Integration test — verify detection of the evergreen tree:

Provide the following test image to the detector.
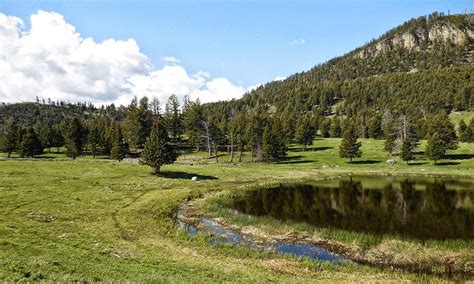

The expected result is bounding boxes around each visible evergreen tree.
[339,123,362,162]
[124,96,153,149]
[400,138,416,164]
[262,116,288,162]
[294,114,315,150]
[320,118,331,138]
[330,117,342,138]
[246,107,269,162]
[141,118,178,175]
[183,101,205,150]
[137,97,153,147]
[0,117,18,157]
[88,121,102,158]
[458,119,468,142]
[383,120,397,156]
[424,112,458,163]
[149,96,161,117]
[164,94,183,141]
[425,132,446,164]
[51,124,64,153]
[110,123,128,161]
[63,117,86,159]
[467,118,474,143]
[19,128,43,157]
[228,111,248,162]
[367,115,383,139]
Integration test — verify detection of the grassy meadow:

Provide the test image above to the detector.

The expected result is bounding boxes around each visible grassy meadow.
[1,138,473,281]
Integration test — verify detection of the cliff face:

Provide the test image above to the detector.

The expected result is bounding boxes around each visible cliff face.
[355,20,473,59]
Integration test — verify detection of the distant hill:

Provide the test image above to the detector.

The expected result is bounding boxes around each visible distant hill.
[204,12,473,125]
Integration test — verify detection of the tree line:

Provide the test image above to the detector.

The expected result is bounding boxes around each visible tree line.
[1,94,472,172]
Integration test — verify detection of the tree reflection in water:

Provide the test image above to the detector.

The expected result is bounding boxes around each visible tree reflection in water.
[233,177,473,240]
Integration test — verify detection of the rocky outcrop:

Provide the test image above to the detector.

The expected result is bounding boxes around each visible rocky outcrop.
[355,22,473,59]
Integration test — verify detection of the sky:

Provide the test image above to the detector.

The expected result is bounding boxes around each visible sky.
[0,0,472,106]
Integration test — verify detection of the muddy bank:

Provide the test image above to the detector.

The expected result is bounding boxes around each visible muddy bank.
[177,196,474,279]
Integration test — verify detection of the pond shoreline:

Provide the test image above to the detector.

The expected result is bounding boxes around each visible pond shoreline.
[176,175,474,280]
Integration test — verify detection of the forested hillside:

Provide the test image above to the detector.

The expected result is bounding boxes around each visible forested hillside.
[204,12,473,123]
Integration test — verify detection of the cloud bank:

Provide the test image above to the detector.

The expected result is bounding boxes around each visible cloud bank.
[0,10,248,106]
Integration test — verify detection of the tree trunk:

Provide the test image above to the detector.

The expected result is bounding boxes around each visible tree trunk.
[214,142,219,163]
[350,157,352,163]
[7,152,11,158]
[154,166,161,175]
[230,134,234,163]
[239,144,243,163]
[256,136,263,162]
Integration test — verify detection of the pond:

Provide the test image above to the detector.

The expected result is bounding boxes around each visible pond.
[232,175,474,240]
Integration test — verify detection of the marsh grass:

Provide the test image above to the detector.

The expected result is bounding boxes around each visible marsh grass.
[0,138,473,281]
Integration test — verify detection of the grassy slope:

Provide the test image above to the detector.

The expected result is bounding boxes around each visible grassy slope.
[0,138,473,281]
[450,110,474,129]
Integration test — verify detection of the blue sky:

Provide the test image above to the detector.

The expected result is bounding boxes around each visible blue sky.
[0,0,472,104]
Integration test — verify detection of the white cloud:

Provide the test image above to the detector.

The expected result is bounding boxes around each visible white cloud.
[161,56,180,64]
[0,10,247,106]
[273,76,287,81]
[290,37,305,46]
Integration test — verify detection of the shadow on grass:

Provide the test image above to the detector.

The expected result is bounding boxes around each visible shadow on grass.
[434,162,461,166]
[408,162,429,166]
[445,154,474,160]
[291,146,333,152]
[158,171,218,180]
[349,160,381,165]
[278,159,314,165]
[33,156,58,159]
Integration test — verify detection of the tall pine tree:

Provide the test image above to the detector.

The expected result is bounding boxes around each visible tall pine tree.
[339,123,362,162]
[141,118,178,175]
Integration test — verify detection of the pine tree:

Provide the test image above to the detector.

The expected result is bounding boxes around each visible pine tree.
[164,94,183,141]
[425,112,458,163]
[88,121,102,158]
[110,123,128,161]
[330,117,342,138]
[458,119,468,142]
[339,123,362,162]
[467,118,474,143]
[0,117,18,157]
[246,107,269,162]
[425,132,446,164]
[19,128,43,157]
[383,120,397,156]
[51,124,65,153]
[229,111,248,162]
[295,114,315,150]
[320,118,331,138]
[263,116,288,162]
[183,101,205,150]
[63,118,85,159]
[400,138,416,164]
[137,96,153,148]
[141,118,178,175]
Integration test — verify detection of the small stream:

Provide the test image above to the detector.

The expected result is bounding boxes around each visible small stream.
[177,213,346,264]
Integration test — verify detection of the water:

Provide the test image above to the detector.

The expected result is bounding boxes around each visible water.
[233,175,474,240]
[182,217,344,264]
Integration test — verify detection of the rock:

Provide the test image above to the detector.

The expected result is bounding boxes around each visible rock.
[191,176,198,181]
[322,164,329,169]
[386,159,396,167]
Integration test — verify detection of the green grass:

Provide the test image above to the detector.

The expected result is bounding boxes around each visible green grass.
[0,138,473,281]
[450,110,474,129]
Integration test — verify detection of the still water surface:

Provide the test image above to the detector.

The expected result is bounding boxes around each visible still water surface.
[232,176,473,240]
